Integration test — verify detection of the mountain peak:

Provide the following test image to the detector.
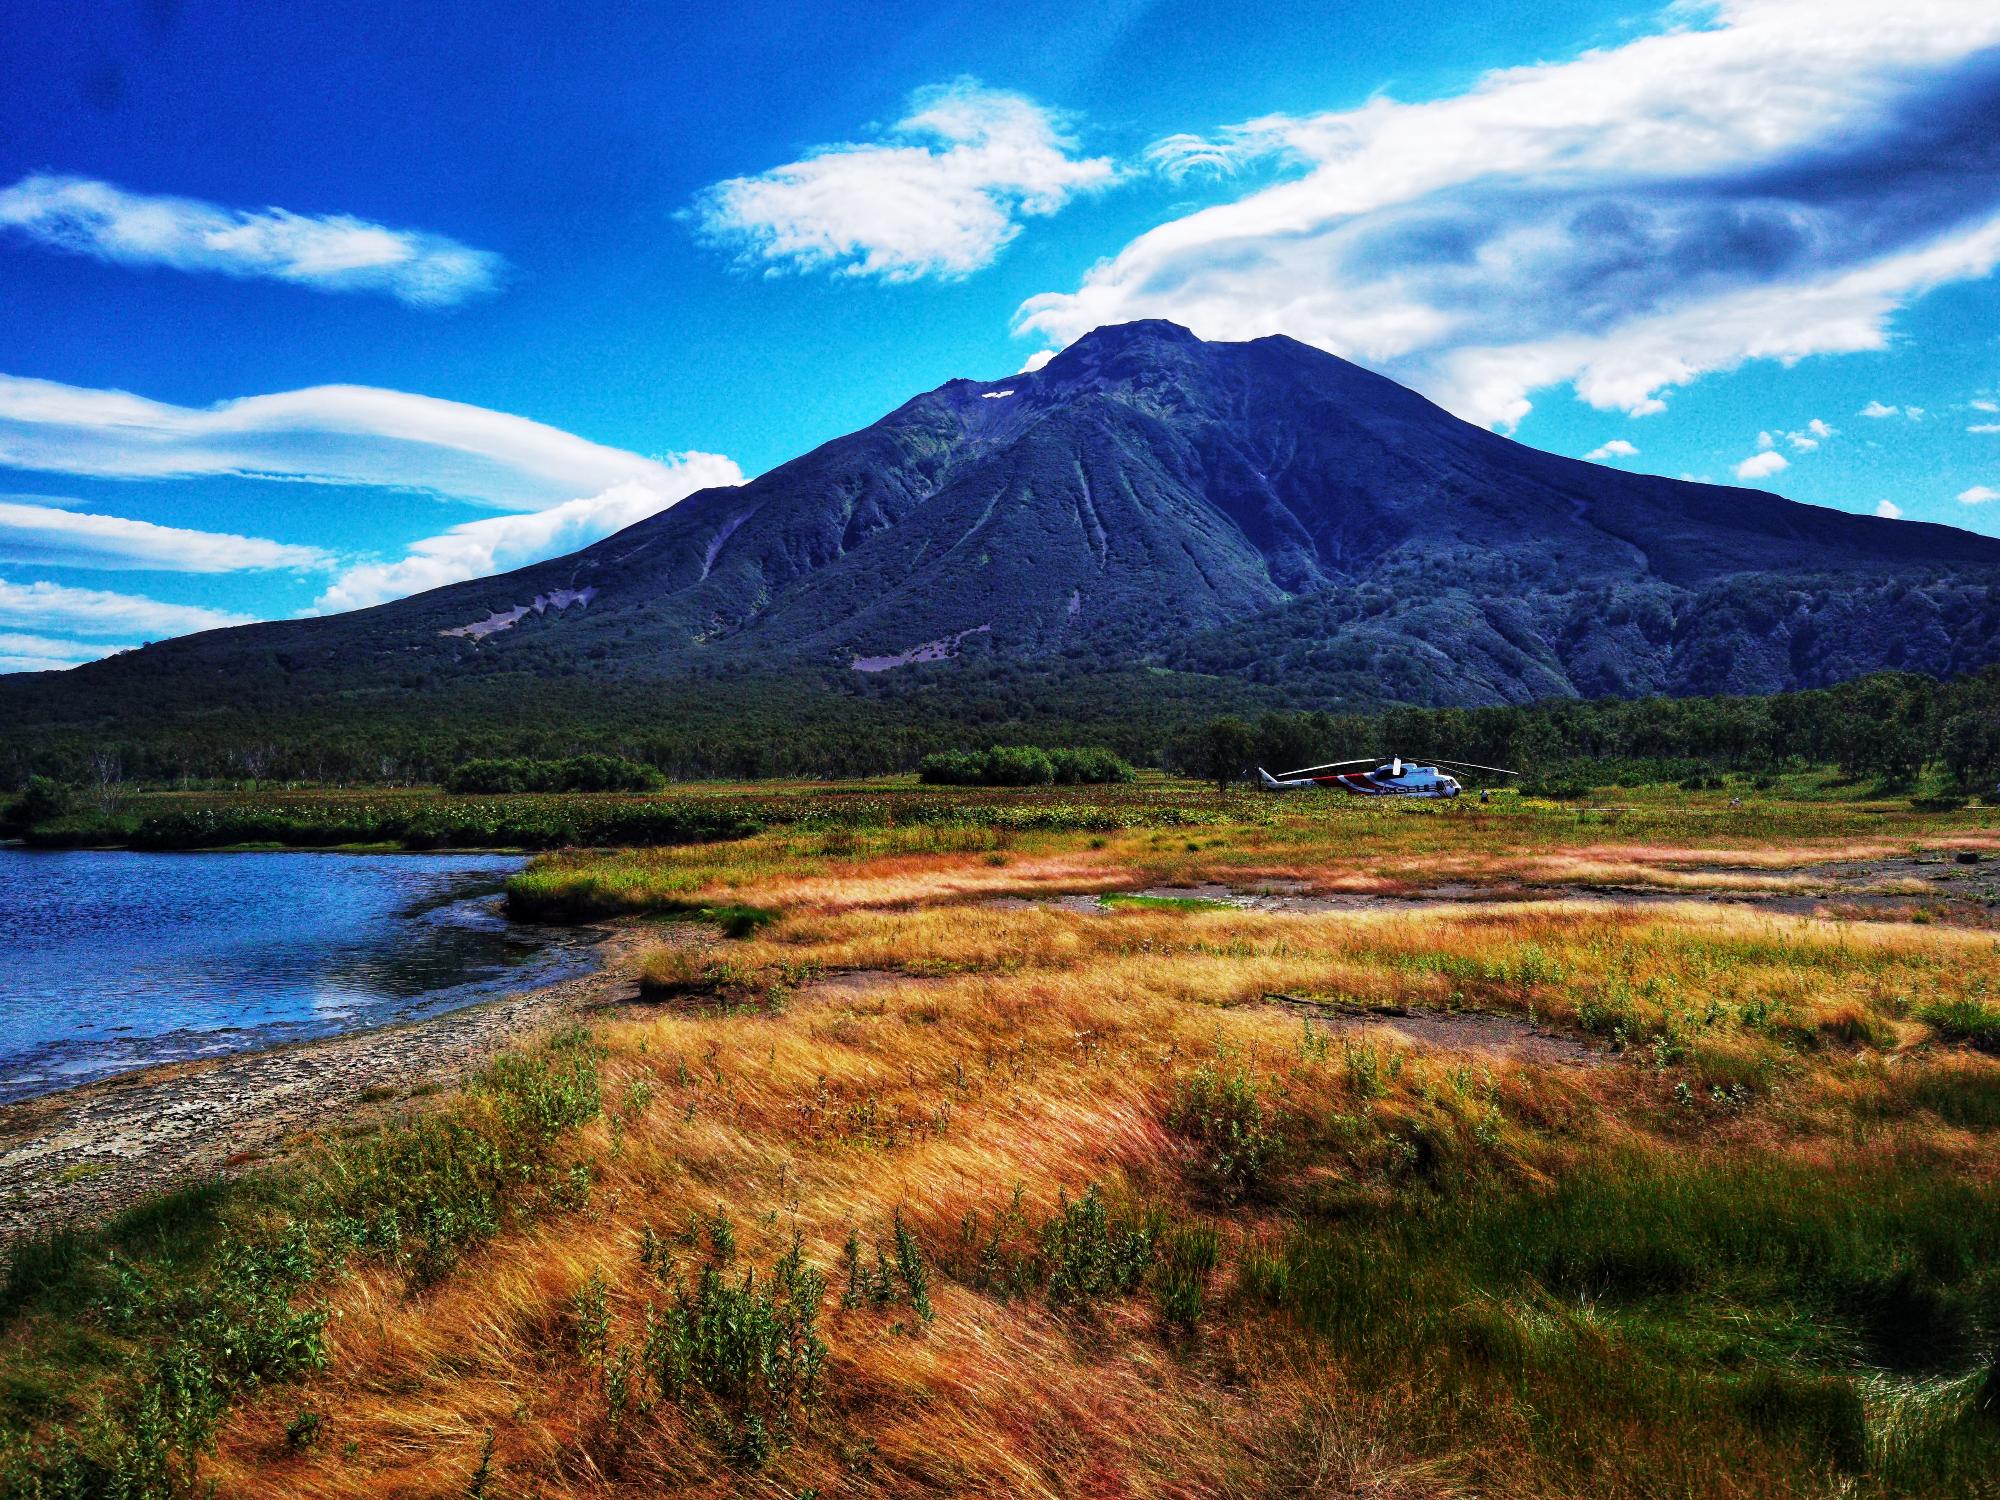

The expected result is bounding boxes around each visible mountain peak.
[1066,319,1202,351]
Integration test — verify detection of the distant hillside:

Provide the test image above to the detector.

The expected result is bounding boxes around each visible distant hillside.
[9,320,2000,767]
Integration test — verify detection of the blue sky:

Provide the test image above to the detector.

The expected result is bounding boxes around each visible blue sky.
[2,0,1998,671]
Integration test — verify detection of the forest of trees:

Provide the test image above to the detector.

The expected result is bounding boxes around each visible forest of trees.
[6,666,2000,791]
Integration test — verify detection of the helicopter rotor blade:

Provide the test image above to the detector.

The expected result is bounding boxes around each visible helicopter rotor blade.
[1277,758,1382,778]
[1427,758,1521,776]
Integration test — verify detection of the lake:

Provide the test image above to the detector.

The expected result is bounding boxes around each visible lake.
[0,847,601,1104]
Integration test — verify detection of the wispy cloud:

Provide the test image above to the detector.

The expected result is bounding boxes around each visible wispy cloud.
[0,577,251,640]
[1019,1,2000,428]
[0,499,330,573]
[0,174,504,306]
[695,81,1115,281]
[1875,499,1904,518]
[0,632,136,673]
[0,376,687,509]
[0,374,742,663]
[1963,485,2000,503]
[312,460,742,613]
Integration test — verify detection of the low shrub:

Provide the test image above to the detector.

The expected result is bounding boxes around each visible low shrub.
[1168,1065,1282,1200]
[645,1235,828,1466]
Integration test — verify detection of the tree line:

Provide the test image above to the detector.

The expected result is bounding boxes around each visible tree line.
[1169,668,2000,791]
[7,667,2000,791]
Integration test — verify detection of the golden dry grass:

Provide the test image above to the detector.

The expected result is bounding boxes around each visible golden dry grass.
[20,789,2000,1499]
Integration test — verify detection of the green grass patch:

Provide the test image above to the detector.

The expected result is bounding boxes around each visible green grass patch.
[1922,999,2000,1054]
[1100,893,1238,912]
[1260,1153,2000,1494]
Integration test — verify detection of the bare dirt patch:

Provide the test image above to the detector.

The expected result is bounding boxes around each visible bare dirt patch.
[1262,993,1606,1067]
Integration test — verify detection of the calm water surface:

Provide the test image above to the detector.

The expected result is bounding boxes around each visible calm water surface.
[0,847,601,1103]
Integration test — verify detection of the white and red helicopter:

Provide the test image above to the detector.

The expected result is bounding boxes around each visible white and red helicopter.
[1256,756,1519,799]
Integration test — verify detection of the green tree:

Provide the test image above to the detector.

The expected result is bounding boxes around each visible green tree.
[4,775,73,833]
[1195,716,1256,798]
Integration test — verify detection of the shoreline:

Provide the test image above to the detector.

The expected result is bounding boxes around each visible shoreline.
[0,920,652,1250]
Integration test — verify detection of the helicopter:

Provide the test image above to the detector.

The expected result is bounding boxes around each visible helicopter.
[1256,756,1519,799]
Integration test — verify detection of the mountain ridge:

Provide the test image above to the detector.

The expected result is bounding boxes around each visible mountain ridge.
[11,320,2000,732]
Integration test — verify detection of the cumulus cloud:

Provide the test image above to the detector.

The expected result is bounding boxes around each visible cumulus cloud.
[1736,449,1790,480]
[1859,401,1902,418]
[1018,1,2000,428]
[0,174,504,306]
[0,375,686,509]
[311,457,744,613]
[0,577,251,639]
[1962,485,2000,503]
[1875,499,1904,518]
[1585,438,1639,461]
[0,499,330,572]
[694,81,1114,281]
[1018,349,1060,374]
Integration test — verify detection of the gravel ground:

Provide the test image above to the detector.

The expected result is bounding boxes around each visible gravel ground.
[0,922,649,1250]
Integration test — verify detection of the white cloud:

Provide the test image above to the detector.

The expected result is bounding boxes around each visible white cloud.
[1875,499,1904,518]
[1961,485,2000,503]
[1907,406,1927,420]
[1859,401,1902,418]
[0,577,251,639]
[0,632,136,672]
[1584,438,1639,461]
[0,375,687,510]
[312,458,742,614]
[0,499,330,573]
[1018,349,1060,374]
[1779,418,1835,451]
[1971,423,2000,433]
[1973,399,1999,412]
[1736,449,1790,480]
[0,174,503,306]
[1756,431,1775,450]
[1018,1,2000,428]
[695,81,1115,281]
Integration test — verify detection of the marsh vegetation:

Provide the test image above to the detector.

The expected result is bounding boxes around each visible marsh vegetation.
[2,778,1996,1497]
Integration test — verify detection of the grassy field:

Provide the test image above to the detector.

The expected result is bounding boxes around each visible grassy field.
[3,776,1998,1498]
